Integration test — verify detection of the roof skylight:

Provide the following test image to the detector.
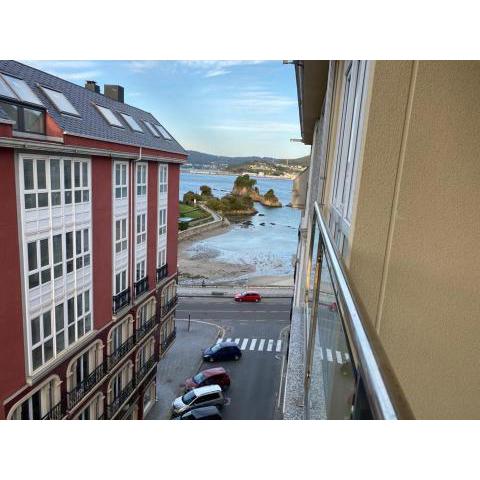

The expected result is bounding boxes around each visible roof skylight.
[2,74,42,105]
[95,104,123,127]
[143,120,160,137]
[120,113,143,132]
[154,123,172,140]
[40,86,80,116]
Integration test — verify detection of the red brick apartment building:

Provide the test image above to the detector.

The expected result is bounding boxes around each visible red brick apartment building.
[0,61,186,419]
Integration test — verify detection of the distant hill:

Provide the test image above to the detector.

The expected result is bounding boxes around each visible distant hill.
[186,150,309,168]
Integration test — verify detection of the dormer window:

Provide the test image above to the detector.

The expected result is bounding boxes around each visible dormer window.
[143,120,160,137]
[155,123,172,140]
[0,100,45,134]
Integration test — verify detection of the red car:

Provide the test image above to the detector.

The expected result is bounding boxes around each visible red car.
[185,367,231,391]
[234,291,262,302]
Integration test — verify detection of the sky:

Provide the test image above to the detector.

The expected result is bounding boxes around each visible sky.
[26,60,310,159]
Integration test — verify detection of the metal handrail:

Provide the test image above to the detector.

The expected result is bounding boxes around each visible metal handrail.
[41,401,64,420]
[67,363,106,410]
[134,276,149,298]
[107,336,135,371]
[312,202,413,419]
[136,314,157,342]
[161,295,178,317]
[156,264,168,283]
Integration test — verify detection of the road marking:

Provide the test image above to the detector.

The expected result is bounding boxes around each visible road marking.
[344,353,350,362]
[319,347,324,360]
[336,351,343,364]
[240,338,248,350]
[267,339,274,351]
[249,339,257,350]
[216,338,223,344]
[276,340,282,352]
[226,338,232,343]
[234,338,240,345]
[326,349,333,362]
[258,339,265,351]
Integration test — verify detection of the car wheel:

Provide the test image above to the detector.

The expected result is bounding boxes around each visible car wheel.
[234,355,240,360]
[255,299,259,302]
[209,357,215,363]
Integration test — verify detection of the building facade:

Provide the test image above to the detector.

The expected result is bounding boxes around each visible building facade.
[0,61,187,420]
[285,60,480,420]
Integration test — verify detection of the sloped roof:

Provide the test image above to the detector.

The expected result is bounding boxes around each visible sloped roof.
[0,60,186,155]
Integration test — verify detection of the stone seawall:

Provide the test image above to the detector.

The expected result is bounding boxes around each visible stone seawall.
[178,204,230,241]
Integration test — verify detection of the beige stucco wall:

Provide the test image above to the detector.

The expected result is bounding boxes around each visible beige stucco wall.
[346,61,480,419]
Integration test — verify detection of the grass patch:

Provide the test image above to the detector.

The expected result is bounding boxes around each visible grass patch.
[179,202,211,221]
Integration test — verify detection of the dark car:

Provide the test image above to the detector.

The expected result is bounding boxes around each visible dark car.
[203,342,242,362]
[234,291,262,302]
[185,367,231,391]
[178,406,223,420]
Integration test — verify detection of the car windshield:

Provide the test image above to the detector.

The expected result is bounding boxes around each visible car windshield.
[181,390,196,405]
[193,372,206,384]
[211,344,221,353]
[241,291,247,296]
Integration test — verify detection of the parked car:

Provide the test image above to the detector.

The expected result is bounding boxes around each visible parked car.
[203,342,242,362]
[171,385,225,416]
[234,291,262,302]
[185,367,231,391]
[178,406,223,420]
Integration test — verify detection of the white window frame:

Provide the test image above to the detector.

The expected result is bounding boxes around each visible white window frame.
[136,213,146,245]
[136,163,147,196]
[114,162,128,199]
[158,208,167,236]
[158,164,168,194]
[157,247,166,269]
[115,218,128,254]
[136,259,146,282]
[115,269,127,295]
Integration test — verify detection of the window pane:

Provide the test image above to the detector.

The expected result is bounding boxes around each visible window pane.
[84,254,90,266]
[77,319,84,338]
[66,232,73,258]
[74,162,80,188]
[27,242,37,271]
[84,314,92,332]
[64,191,72,204]
[50,159,60,189]
[53,234,62,263]
[84,290,90,312]
[40,239,49,267]
[55,304,64,332]
[44,339,53,362]
[122,165,126,184]
[31,316,40,344]
[68,298,75,324]
[116,220,120,241]
[23,159,34,190]
[77,294,83,316]
[37,160,46,189]
[96,105,123,127]
[83,229,89,252]
[29,273,39,289]
[32,346,42,370]
[38,192,48,208]
[64,160,71,189]
[68,325,75,345]
[56,332,65,353]
[54,264,63,278]
[115,164,120,186]
[25,193,36,209]
[3,75,42,105]
[43,311,52,337]
[41,87,79,115]
[24,108,44,134]
[51,191,61,206]
[82,162,88,187]
[41,269,51,284]
[76,230,82,255]
[74,191,81,203]
[82,190,89,202]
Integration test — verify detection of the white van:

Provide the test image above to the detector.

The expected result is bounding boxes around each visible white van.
[171,384,225,416]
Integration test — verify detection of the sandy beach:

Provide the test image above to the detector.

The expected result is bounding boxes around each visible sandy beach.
[178,226,294,287]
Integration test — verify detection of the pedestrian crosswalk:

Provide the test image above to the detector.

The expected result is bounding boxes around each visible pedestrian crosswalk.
[216,337,282,354]
[213,337,350,364]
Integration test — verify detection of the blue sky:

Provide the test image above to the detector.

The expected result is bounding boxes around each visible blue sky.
[26,60,310,159]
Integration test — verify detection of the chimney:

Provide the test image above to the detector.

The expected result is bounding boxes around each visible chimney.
[85,80,100,93]
[104,84,124,103]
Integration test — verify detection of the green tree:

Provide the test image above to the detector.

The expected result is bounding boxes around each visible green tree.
[233,174,256,190]
[200,185,212,197]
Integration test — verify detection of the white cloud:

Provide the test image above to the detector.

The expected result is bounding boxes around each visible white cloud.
[126,61,159,73]
[25,60,98,70]
[205,69,230,78]
[179,60,268,77]
[205,121,299,133]
[50,70,102,81]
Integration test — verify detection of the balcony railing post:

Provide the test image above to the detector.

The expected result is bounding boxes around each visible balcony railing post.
[156,264,168,284]
[112,287,130,314]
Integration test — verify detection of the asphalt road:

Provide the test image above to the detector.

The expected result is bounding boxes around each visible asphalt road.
[176,296,292,420]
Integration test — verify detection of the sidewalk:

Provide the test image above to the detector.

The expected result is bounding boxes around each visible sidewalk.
[178,285,294,298]
[146,318,222,419]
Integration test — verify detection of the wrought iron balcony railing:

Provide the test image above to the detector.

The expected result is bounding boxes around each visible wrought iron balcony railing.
[41,401,64,420]
[156,264,168,284]
[161,327,177,354]
[134,276,149,298]
[112,287,130,314]
[67,363,106,410]
[107,336,135,371]
[135,356,157,386]
[161,295,178,317]
[301,202,414,420]
[136,314,157,343]
[106,379,135,419]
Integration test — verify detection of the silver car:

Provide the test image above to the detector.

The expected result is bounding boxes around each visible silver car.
[171,384,225,416]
